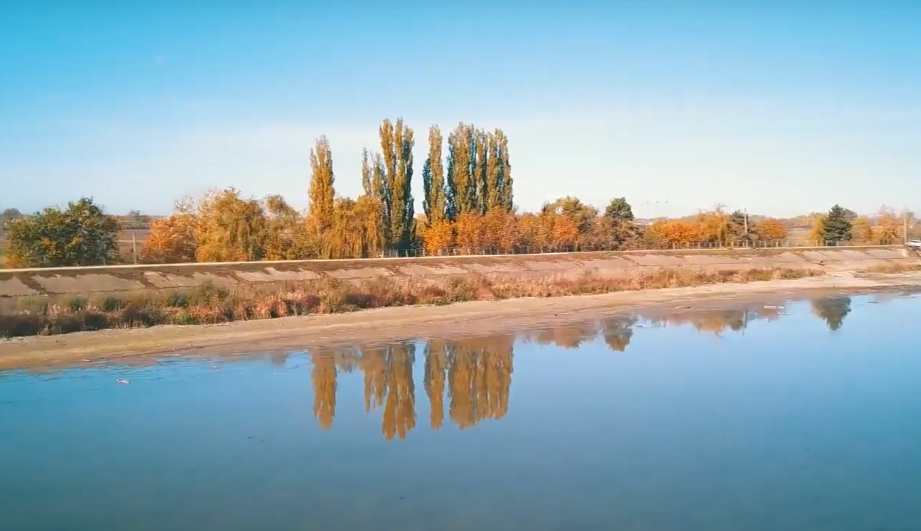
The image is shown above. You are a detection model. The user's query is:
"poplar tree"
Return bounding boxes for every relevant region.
[379,118,415,249]
[486,131,501,211]
[495,129,513,211]
[423,125,446,226]
[475,129,489,213]
[447,123,476,218]
[308,135,335,233]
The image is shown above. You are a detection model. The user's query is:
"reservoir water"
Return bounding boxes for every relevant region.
[1,293,920,530]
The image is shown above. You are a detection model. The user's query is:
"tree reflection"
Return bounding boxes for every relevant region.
[424,340,448,430]
[810,297,852,331]
[530,323,599,349]
[311,353,337,430]
[447,336,515,429]
[645,306,780,337]
[601,317,636,352]
[381,343,417,441]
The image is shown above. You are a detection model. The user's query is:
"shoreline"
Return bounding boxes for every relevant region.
[2,271,920,371]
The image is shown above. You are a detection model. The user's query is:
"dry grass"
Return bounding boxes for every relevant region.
[861,262,921,274]
[0,267,821,338]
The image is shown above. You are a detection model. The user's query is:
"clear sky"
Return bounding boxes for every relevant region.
[1,1,919,218]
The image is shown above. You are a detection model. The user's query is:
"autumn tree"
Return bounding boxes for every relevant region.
[423,220,455,254]
[807,214,827,244]
[446,123,475,219]
[822,205,853,245]
[5,198,119,267]
[495,130,513,211]
[142,211,199,264]
[598,197,640,249]
[195,188,267,262]
[850,216,873,244]
[379,118,415,250]
[422,126,446,226]
[754,218,788,242]
[262,194,312,260]
[644,219,701,247]
[308,136,336,240]
[454,213,486,251]
[874,206,902,244]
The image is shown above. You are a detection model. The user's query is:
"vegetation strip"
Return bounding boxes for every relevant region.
[1,268,818,338]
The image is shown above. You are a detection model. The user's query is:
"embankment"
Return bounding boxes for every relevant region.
[1,246,918,312]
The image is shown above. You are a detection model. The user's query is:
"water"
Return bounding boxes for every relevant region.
[2,293,921,530]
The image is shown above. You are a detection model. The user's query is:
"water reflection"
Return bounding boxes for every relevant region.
[308,297,855,437]
[810,297,853,331]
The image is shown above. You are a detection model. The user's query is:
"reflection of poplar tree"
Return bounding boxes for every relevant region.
[382,343,417,441]
[424,340,448,430]
[447,336,514,429]
[311,353,338,430]
[360,346,387,412]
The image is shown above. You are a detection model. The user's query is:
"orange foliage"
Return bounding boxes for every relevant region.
[424,220,455,254]
[454,213,486,251]
[141,213,199,264]
[645,220,701,246]
[754,219,788,241]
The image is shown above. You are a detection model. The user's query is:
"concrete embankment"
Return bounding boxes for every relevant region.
[1,247,918,311]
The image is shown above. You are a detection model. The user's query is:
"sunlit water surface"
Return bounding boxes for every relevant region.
[2,294,920,531]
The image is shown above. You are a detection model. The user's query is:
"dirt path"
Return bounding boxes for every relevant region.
[2,272,920,371]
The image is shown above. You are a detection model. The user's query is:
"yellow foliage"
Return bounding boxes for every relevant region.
[195,188,268,262]
[850,217,873,244]
[807,215,826,244]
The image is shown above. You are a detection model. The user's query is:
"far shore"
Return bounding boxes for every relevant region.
[1,271,919,371]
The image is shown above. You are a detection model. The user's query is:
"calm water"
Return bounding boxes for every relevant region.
[2,294,921,531]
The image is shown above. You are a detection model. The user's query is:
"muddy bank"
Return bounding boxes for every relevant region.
[2,271,920,371]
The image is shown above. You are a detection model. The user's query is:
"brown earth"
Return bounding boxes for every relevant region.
[2,270,920,371]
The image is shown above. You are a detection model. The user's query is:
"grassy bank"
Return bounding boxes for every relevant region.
[0,267,819,338]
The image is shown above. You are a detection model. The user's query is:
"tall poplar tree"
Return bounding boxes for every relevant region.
[486,131,501,211]
[447,123,476,218]
[423,125,446,226]
[308,135,335,233]
[379,118,415,249]
[474,129,489,213]
[495,129,513,211]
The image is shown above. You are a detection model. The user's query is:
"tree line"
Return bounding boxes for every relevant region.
[1,116,917,267]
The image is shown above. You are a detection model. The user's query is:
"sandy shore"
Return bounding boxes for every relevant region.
[2,271,920,371]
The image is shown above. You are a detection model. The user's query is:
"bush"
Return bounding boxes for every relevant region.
[5,198,119,267]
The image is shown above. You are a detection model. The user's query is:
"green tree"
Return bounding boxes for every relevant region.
[601,197,640,249]
[1,208,23,228]
[604,197,634,223]
[486,132,501,211]
[6,198,119,267]
[309,135,336,234]
[495,129,513,211]
[422,125,446,226]
[474,129,489,213]
[822,205,853,245]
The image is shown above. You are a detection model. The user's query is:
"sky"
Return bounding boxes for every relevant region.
[1,1,920,218]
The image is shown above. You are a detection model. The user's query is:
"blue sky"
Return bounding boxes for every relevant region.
[1,2,919,218]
